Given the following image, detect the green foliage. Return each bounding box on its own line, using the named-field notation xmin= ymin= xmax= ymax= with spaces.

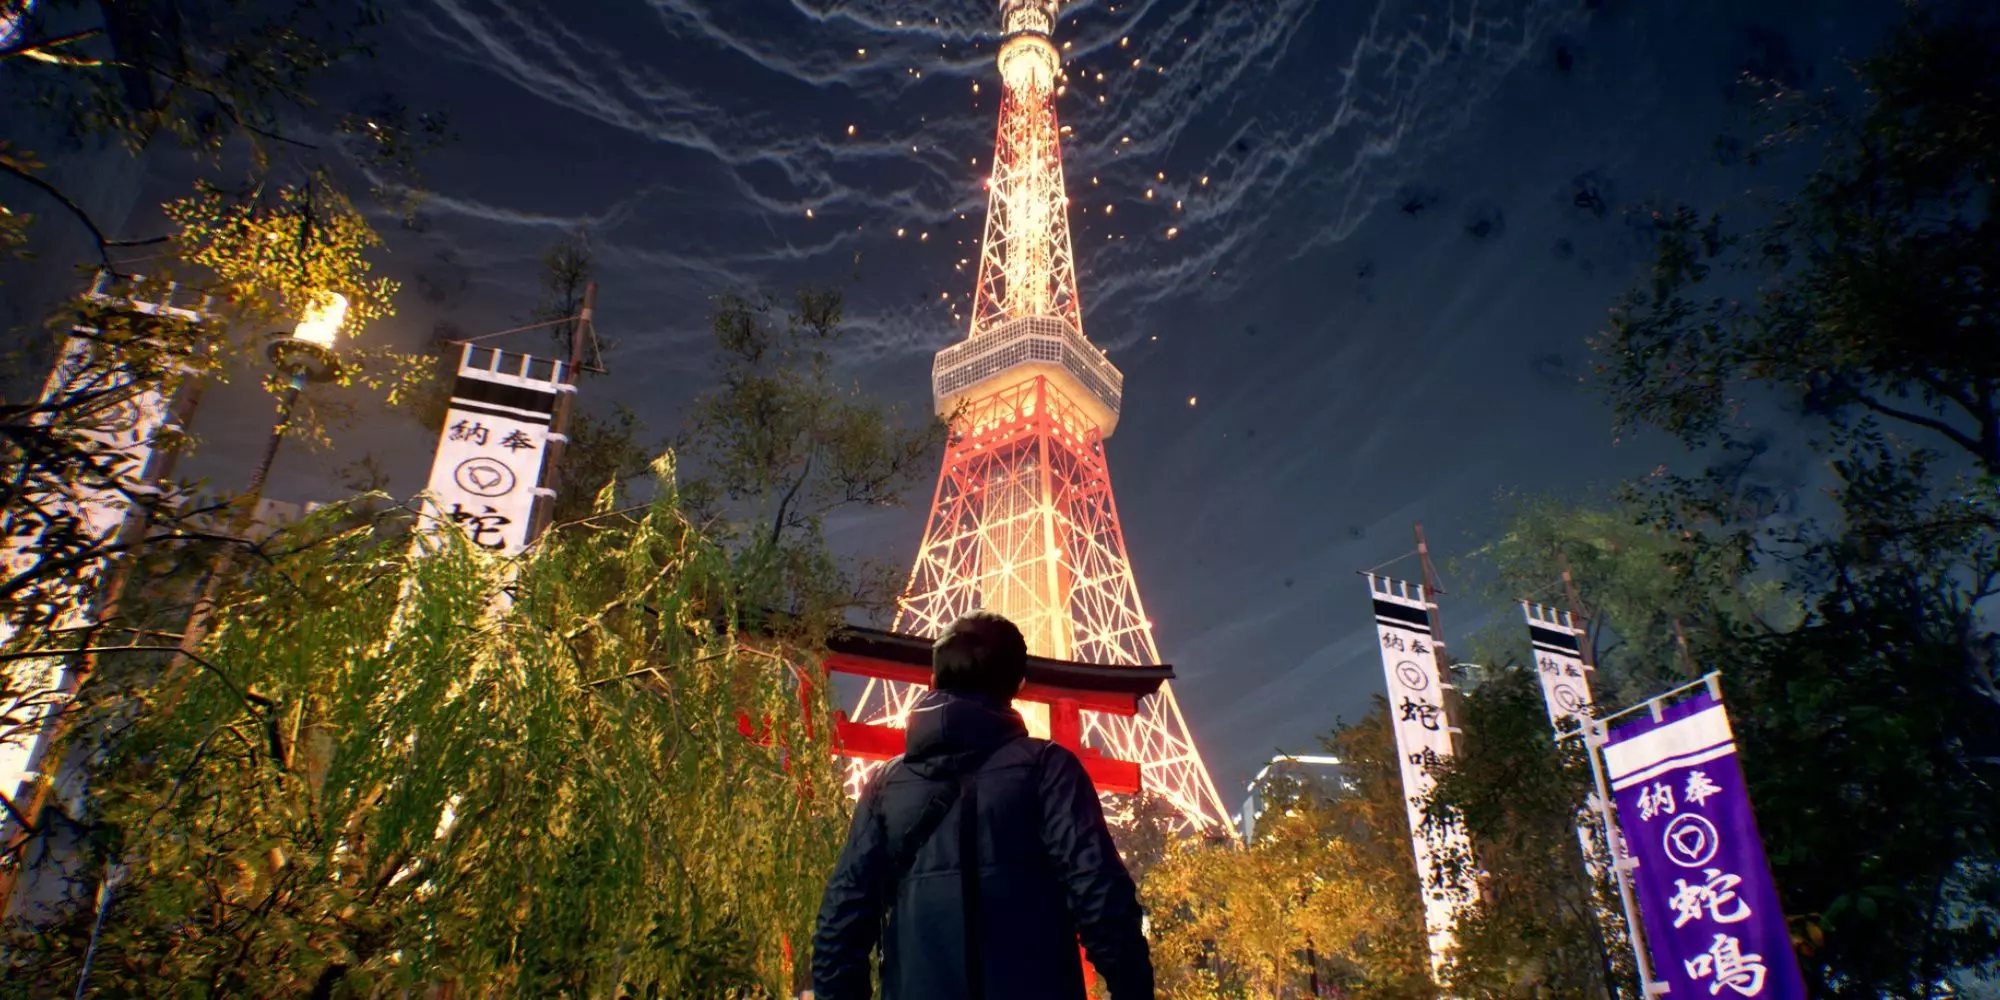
xmin=1574 ymin=10 xmax=2000 ymax=994
xmin=1426 ymin=669 xmax=1630 ymax=999
xmin=163 ymin=176 xmax=399 ymax=329
xmin=1316 ymin=701 xmax=1435 ymax=997
xmin=521 ymin=228 xmax=657 ymax=527
xmin=533 ymin=229 xmax=595 ymax=355
xmin=1 ymin=0 xmax=441 ymax=265
xmin=680 ymin=288 xmax=947 ymax=623
xmin=1454 ymin=492 xmax=1790 ymax=707
xmin=1716 ymin=569 xmax=2000 ymax=996
xmin=1452 ymin=484 xmax=2000 ymax=996
xmin=550 ymin=404 xmax=655 ymax=526
xmin=2 ymin=0 xmax=435 ymax=659
xmin=0 ymin=284 xmax=223 ymax=638
xmin=1 ymin=458 xmax=850 ymax=996
xmin=1594 ymin=7 xmax=2000 ymax=475
xmin=1143 ymin=701 xmax=1429 ymax=1000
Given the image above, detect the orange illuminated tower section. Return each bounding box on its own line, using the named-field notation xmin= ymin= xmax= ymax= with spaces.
xmin=847 ymin=0 xmax=1231 ymax=833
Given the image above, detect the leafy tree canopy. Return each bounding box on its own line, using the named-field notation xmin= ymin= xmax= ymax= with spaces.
xmin=2 ymin=461 xmax=850 ymax=997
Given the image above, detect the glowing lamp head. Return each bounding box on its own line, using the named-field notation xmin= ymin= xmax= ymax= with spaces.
xmin=292 ymin=291 xmax=349 ymax=349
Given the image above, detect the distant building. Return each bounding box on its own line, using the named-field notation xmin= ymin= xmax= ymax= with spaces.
xmin=1236 ymin=754 xmax=1348 ymax=843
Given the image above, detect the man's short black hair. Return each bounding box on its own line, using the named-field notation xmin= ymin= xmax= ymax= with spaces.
xmin=932 ymin=611 xmax=1028 ymax=702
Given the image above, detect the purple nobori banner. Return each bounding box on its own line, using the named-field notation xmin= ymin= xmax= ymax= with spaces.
xmin=1605 ymin=690 xmax=1805 ymax=998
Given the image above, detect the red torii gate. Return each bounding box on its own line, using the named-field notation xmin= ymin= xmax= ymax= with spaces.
xmin=818 ymin=625 xmax=1170 ymax=793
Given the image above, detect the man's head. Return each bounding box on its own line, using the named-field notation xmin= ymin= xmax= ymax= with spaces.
xmin=932 ymin=611 xmax=1028 ymax=702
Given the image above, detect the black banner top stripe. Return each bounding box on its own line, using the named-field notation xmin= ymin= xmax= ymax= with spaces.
xmin=450 ymin=374 xmax=559 ymax=416
xmin=1372 ymin=598 xmax=1432 ymax=633
xmin=448 ymin=400 xmax=553 ymax=426
xmin=1528 ymin=624 xmax=1582 ymax=654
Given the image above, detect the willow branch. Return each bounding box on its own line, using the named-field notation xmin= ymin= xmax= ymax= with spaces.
xmin=0 ymin=645 xmax=266 ymax=720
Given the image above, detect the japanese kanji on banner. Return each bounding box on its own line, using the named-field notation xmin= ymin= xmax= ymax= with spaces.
xmin=1 ymin=309 xmax=188 ymax=804
xmin=1521 ymin=603 xmax=1631 ymax=965
xmin=1605 ymin=687 xmax=1806 ymax=998
xmin=420 ymin=345 xmax=568 ymax=556
xmin=1368 ymin=573 xmax=1476 ymax=978
xmin=1523 ymin=602 xmax=1595 ymax=734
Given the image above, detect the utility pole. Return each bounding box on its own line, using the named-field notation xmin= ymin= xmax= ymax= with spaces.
xmin=529 ymin=281 xmax=595 ymax=542
xmin=1413 ymin=522 xmax=1464 ymax=756
xmin=1558 ymin=552 xmax=1590 ymax=670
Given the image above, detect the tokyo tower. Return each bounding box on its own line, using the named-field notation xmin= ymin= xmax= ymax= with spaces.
xmin=848 ymin=0 xmax=1231 ymax=833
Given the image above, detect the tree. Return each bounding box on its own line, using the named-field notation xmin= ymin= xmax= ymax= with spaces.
xmin=1424 ymin=666 xmax=1632 ymax=999
xmin=1 ymin=0 xmax=441 ymax=937
xmin=1315 ymin=701 xmax=1435 ymax=998
xmin=0 ymin=0 xmax=439 ymax=623
xmin=1 ymin=0 xmax=443 ymax=270
xmin=1581 ymin=9 xmax=2000 ymax=994
xmin=2 ymin=0 xmax=435 ymax=636
xmin=1142 ymin=701 xmax=1430 ymax=1000
xmin=0 ymin=179 xmax=427 ymax=699
xmin=1455 ymin=485 xmax=2000 ymax=997
xmin=1597 ymin=8 xmax=2000 ymax=480
xmin=524 ymin=228 xmax=655 ymax=527
xmin=678 ymin=287 xmax=948 ymax=627
xmin=401 ymin=230 xmax=655 ymax=525
xmin=0 ymin=462 xmax=850 ymax=997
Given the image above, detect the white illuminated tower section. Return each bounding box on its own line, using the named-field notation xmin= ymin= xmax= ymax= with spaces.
xmin=847 ymin=0 xmax=1231 ymax=833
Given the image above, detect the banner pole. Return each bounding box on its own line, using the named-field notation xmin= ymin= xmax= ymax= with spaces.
xmin=1582 ymin=719 xmax=1662 ymax=995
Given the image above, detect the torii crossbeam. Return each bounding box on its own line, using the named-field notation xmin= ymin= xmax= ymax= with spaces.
xmin=822 ymin=626 xmax=1168 ymax=795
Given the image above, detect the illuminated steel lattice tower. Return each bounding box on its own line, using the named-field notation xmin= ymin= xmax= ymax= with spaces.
xmin=848 ymin=0 xmax=1231 ymax=833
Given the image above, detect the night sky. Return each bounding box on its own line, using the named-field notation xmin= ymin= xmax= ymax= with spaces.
xmin=102 ymin=0 xmax=1907 ymax=803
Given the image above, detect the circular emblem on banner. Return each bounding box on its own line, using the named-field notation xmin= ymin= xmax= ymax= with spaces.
xmin=1662 ymin=813 xmax=1720 ymax=868
xmin=1395 ymin=660 xmax=1430 ymax=692
xmin=96 ymin=398 xmax=144 ymax=441
xmin=453 ymin=457 xmax=517 ymax=498
xmin=1552 ymin=684 xmax=1586 ymax=713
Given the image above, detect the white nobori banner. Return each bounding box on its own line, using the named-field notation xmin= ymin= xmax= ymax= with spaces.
xmin=420 ymin=345 xmax=568 ymax=556
xmin=1523 ymin=602 xmax=1596 ymax=734
xmin=2 ymin=306 xmax=192 ymax=804
xmin=1521 ymin=602 xmax=1628 ymax=965
xmin=1368 ymin=573 xmax=1476 ymax=980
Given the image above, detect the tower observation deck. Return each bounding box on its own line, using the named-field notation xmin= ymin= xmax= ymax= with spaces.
xmin=848 ymin=0 xmax=1231 ymax=834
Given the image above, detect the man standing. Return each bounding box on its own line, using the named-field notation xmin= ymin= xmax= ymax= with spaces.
xmin=811 ymin=611 xmax=1154 ymax=1000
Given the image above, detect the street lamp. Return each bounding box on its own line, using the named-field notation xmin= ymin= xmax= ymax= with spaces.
xmin=169 ymin=291 xmax=350 ymax=688
xmin=244 ymin=291 xmax=347 ymax=501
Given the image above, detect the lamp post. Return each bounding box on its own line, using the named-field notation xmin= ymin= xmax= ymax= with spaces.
xmin=248 ymin=290 xmax=346 ymax=500
xmin=167 ymin=292 xmax=347 ymax=696
xmin=1 ymin=290 xmax=351 ymax=925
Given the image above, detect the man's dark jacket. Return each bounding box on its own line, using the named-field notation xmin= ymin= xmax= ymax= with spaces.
xmin=811 ymin=690 xmax=1153 ymax=1000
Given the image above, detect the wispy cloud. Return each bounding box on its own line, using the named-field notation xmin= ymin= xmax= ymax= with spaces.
xmin=405 ymin=0 xmax=1574 ymax=361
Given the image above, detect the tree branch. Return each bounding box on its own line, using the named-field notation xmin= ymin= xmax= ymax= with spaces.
xmin=0 ymin=529 xmax=273 ymax=604
xmin=1849 ymin=391 xmax=1989 ymax=469
xmin=0 ymin=160 xmax=113 ymax=269
xmin=0 ymin=28 xmax=104 ymax=63
xmin=768 ymin=451 xmax=814 ymax=548
xmin=0 ymin=159 xmax=165 ymax=265
xmin=0 ymin=645 xmax=268 ymax=721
